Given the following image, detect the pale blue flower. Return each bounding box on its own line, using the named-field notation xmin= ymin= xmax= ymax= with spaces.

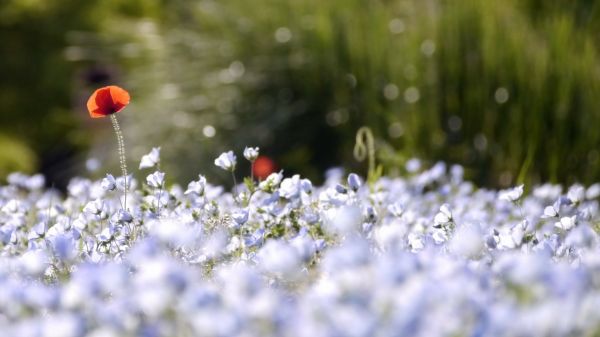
xmin=185 ymin=175 xmax=207 ymax=196
xmin=258 ymin=172 xmax=283 ymax=192
xmin=499 ymin=184 xmax=524 ymax=202
xmin=139 ymin=147 xmax=161 ymax=169
xmin=541 ymin=201 xmax=560 ymax=219
xmin=116 ymin=210 xmax=133 ymax=223
xmin=83 ymin=199 xmax=104 ymax=216
xmin=232 ymin=209 xmax=249 ymax=225
xmin=567 ymin=185 xmax=585 ymax=205
xmin=434 ymin=203 xmax=453 ymax=227
xmin=387 ymin=202 xmax=404 ymax=217
xmin=347 ymin=173 xmax=362 ymax=192
xmin=335 ymin=184 xmax=348 ymax=194
xmin=300 ymin=178 xmax=313 ymax=194
xmin=405 ymin=158 xmax=422 ymax=173
xmin=214 ymin=151 xmax=237 ymax=171
xmin=586 ymin=183 xmax=600 ymax=200
xmin=101 ymin=174 xmax=116 ymax=191
xmin=555 ymin=215 xmax=576 ymax=231
xmin=146 ymin=171 xmax=165 ymax=189
xmin=279 ymin=175 xmax=302 ymax=199
xmin=243 ymin=146 xmax=259 ymax=161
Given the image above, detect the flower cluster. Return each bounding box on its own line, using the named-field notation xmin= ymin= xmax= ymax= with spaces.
xmin=1 ymin=154 xmax=600 ymax=336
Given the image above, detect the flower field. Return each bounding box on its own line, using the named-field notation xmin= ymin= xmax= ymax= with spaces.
xmin=1 ymin=150 xmax=600 ymax=337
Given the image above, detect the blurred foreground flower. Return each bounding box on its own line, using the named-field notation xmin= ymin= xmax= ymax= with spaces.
xmin=2 ymin=161 xmax=600 ymax=335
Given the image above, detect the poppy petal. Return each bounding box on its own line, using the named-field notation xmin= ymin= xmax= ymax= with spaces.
xmin=86 ymin=91 xmax=100 ymax=116
xmin=89 ymin=109 xmax=108 ymax=118
xmin=95 ymin=87 xmax=115 ymax=114
xmin=108 ymin=86 xmax=131 ymax=113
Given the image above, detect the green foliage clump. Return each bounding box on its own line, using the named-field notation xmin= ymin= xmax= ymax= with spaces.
xmin=0 ymin=134 xmax=36 ymax=177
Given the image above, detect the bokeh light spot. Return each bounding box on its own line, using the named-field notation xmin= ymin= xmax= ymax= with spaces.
xmin=404 ymin=87 xmax=420 ymax=103
xmin=275 ymin=27 xmax=292 ymax=43
xmin=203 ymin=125 xmax=216 ymax=138
xmin=388 ymin=122 xmax=404 ymax=138
xmin=388 ymin=18 xmax=405 ymax=34
xmin=495 ymin=87 xmax=509 ymax=104
xmin=383 ymin=84 xmax=399 ymax=100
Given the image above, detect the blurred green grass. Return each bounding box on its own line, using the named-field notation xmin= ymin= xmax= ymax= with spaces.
xmin=2 ymin=0 xmax=600 ymax=187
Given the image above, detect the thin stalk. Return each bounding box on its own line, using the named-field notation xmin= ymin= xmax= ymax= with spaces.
xmin=516 ymin=200 xmax=525 ymax=220
xmin=110 ymin=114 xmax=128 ymax=211
xmin=157 ymin=182 xmax=164 ymax=217
xmin=46 ymin=190 xmax=53 ymax=227
xmin=231 ymin=171 xmax=238 ymax=203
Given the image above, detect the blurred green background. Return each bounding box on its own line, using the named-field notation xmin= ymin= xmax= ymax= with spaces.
xmin=1 ymin=0 xmax=600 ymax=188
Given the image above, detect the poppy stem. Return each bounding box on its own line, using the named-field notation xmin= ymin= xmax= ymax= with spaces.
xmin=110 ymin=114 xmax=128 ymax=211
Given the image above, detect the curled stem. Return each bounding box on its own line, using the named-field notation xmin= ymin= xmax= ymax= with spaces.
xmin=110 ymin=114 xmax=128 ymax=211
xmin=353 ymin=126 xmax=376 ymax=179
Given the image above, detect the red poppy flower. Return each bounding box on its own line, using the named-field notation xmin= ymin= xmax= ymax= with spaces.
xmin=253 ymin=155 xmax=277 ymax=180
xmin=87 ymin=85 xmax=130 ymax=118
